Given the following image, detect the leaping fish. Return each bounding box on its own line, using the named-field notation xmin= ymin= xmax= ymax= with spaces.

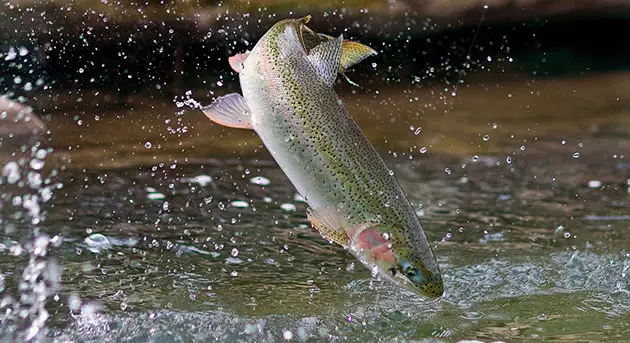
xmin=202 ymin=16 xmax=443 ymax=298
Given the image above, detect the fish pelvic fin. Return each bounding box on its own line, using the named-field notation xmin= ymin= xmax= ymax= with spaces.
xmin=201 ymin=93 xmax=253 ymax=129
xmin=306 ymin=207 xmax=349 ymax=247
xmin=306 ymin=34 xmax=343 ymax=87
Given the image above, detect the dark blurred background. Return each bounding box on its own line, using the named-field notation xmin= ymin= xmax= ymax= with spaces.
xmin=2 ymin=0 xmax=629 ymax=96
xmin=1 ymin=0 xmax=629 ymax=167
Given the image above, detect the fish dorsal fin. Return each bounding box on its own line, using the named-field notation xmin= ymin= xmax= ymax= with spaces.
xmin=201 ymin=93 xmax=253 ymax=129
xmin=228 ymin=51 xmax=250 ymax=73
xmin=307 ymin=207 xmax=349 ymax=247
xmin=306 ymin=34 xmax=343 ymax=87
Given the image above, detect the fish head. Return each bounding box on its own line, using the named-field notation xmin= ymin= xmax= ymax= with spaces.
xmin=266 ymin=15 xmax=313 ymax=49
xmin=232 ymin=16 xmax=313 ymax=85
xmin=387 ymin=246 xmax=444 ymax=298
xmin=350 ymin=222 xmax=443 ymax=298
xmin=247 ymin=15 xmax=314 ymax=62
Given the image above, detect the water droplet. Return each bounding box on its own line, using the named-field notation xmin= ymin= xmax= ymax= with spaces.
xmin=283 ymin=330 xmax=294 ymax=340
xmin=68 ymin=293 xmax=82 ymax=312
xmin=472 ymin=155 xmax=479 ymax=161
xmin=280 ymin=203 xmax=296 ymax=211
xmin=588 ymin=180 xmax=601 ymax=188
xmin=506 ymin=156 xmax=512 ymax=164
xmin=249 ymin=176 xmax=270 ymax=186
xmin=120 ymin=302 xmax=128 ymax=311
xmin=460 ymin=311 xmax=484 ymax=320
xmin=231 ymin=248 xmax=239 ymax=257
xmin=561 ymin=139 xmax=567 ymax=145
xmin=144 ymin=141 xmax=152 ymax=149
xmin=444 ymin=168 xmax=452 ymax=175
xmin=419 ymin=147 xmax=427 ymax=153
xmin=414 ymin=127 xmax=422 ymax=135
xmin=483 ymin=135 xmax=490 ymax=141
xmin=84 ymin=234 xmax=112 ymax=253
xmin=388 ymin=170 xmax=394 ymax=176
xmin=572 ymin=152 xmax=580 ymax=159
xmin=181 ymin=175 xmax=212 ymax=186
xmin=147 ymin=192 xmax=165 ymax=200
xmin=2 ymin=161 xmax=20 ymax=184
xmin=230 ymin=200 xmax=249 ymax=208
xmin=563 ymin=232 xmax=571 ymax=238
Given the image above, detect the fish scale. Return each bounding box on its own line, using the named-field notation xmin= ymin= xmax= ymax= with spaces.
xmin=202 ymin=16 xmax=443 ymax=297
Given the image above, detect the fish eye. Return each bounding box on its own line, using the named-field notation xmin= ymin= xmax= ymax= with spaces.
xmin=405 ymin=266 xmax=418 ymax=278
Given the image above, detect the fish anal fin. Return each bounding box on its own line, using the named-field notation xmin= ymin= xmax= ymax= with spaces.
xmin=228 ymin=51 xmax=250 ymax=73
xmin=307 ymin=207 xmax=349 ymax=247
xmin=201 ymin=93 xmax=253 ymax=129
xmin=306 ymin=34 xmax=343 ymax=87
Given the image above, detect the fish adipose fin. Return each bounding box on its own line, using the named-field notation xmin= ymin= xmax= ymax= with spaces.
xmin=306 ymin=34 xmax=343 ymax=87
xmin=202 ymin=93 xmax=252 ymax=129
xmin=306 ymin=207 xmax=349 ymax=247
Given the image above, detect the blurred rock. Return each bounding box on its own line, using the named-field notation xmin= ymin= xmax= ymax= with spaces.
xmin=0 ymin=96 xmax=46 ymax=151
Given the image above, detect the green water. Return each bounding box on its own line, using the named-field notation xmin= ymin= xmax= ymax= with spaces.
xmin=1 ymin=72 xmax=630 ymax=342
xmin=2 ymin=144 xmax=629 ymax=341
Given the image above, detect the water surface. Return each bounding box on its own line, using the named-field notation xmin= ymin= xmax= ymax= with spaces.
xmin=1 ymin=72 xmax=629 ymax=342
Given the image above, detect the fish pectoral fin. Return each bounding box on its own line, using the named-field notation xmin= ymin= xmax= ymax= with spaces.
xmin=306 ymin=34 xmax=343 ymax=87
xmin=228 ymin=51 xmax=250 ymax=73
xmin=338 ymin=40 xmax=377 ymax=74
xmin=201 ymin=93 xmax=253 ymax=129
xmin=306 ymin=207 xmax=349 ymax=247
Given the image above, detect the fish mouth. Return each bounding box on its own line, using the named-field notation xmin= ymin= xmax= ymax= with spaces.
xmin=300 ymin=15 xmax=312 ymax=25
xmin=366 ymin=256 xmax=443 ymax=298
xmin=386 ymin=267 xmax=443 ymax=298
xmin=296 ymin=16 xmax=316 ymax=54
xmin=274 ymin=15 xmax=320 ymax=55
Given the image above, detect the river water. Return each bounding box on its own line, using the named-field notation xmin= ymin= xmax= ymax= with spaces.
xmin=1 ymin=53 xmax=629 ymax=342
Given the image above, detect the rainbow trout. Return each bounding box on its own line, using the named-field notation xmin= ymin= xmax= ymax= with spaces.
xmin=202 ymin=16 xmax=443 ymax=297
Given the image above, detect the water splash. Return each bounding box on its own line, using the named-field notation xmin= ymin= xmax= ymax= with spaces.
xmin=0 ymin=101 xmax=61 ymax=341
